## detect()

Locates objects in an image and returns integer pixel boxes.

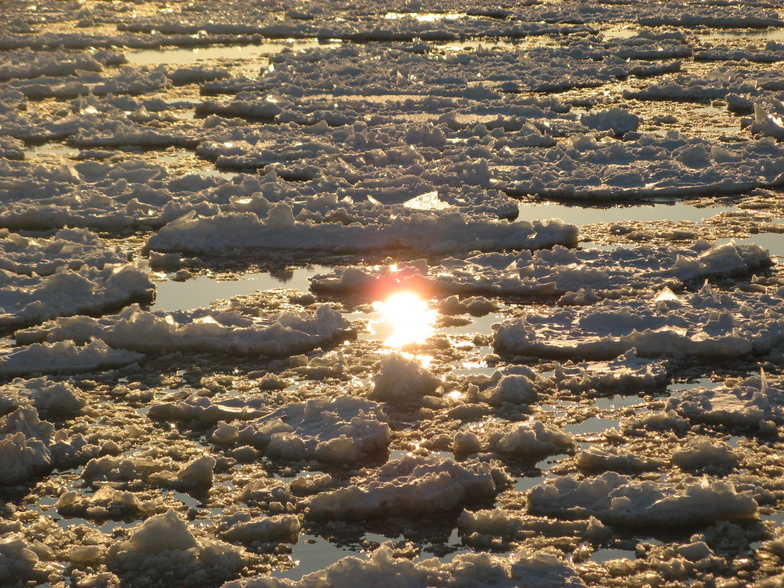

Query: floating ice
[554,350,669,394]
[368,353,442,403]
[55,486,148,519]
[218,513,300,545]
[575,446,664,474]
[0,407,52,486]
[225,543,585,588]
[0,377,85,417]
[500,133,784,200]
[1,0,784,585]
[459,508,610,541]
[0,532,49,584]
[0,406,89,487]
[146,209,578,257]
[0,262,153,332]
[311,242,771,302]
[0,339,145,378]
[667,370,784,429]
[581,107,640,136]
[485,420,573,459]
[235,395,390,465]
[671,438,740,473]
[16,304,354,359]
[149,395,265,428]
[494,283,784,361]
[0,228,131,275]
[107,509,247,586]
[527,471,758,527]
[307,455,504,520]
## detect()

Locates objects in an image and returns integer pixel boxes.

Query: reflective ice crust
[1,0,784,586]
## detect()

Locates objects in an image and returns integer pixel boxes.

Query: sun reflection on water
[370,291,437,348]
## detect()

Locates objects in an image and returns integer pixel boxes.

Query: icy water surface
[517,200,738,226]
[2,1,784,587]
[153,267,330,311]
[126,40,339,66]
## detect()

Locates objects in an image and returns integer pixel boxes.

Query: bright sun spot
[371,291,436,348]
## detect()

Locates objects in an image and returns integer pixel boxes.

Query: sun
[371,290,436,348]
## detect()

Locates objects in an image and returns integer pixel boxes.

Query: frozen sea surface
[1,1,784,587]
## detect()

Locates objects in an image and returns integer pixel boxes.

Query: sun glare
[371,291,436,347]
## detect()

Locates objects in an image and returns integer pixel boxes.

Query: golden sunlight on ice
[371,291,437,348]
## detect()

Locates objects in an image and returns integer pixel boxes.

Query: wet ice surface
[2,1,784,587]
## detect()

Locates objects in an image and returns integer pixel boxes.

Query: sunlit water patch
[591,547,636,564]
[708,28,784,42]
[272,534,353,581]
[761,511,784,525]
[668,377,721,398]
[24,143,80,162]
[518,200,738,226]
[126,39,340,65]
[594,395,643,410]
[370,291,438,347]
[152,266,330,311]
[718,234,784,258]
[564,416,621,437]
[384,12,468,22]
[515,474,549,493]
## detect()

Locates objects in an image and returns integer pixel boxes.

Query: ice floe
[0,262,153,332]
[494,283,784,361]
[311,241,771,302]
[107,509,248,587]
[527,471,758,527]
[228,395,390,464]
[225,543,586,588]
[146,208,578,258]
[15,304,354,358]
[667,370,784,429]
[454,420,573,460]
[307,455,505,520]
